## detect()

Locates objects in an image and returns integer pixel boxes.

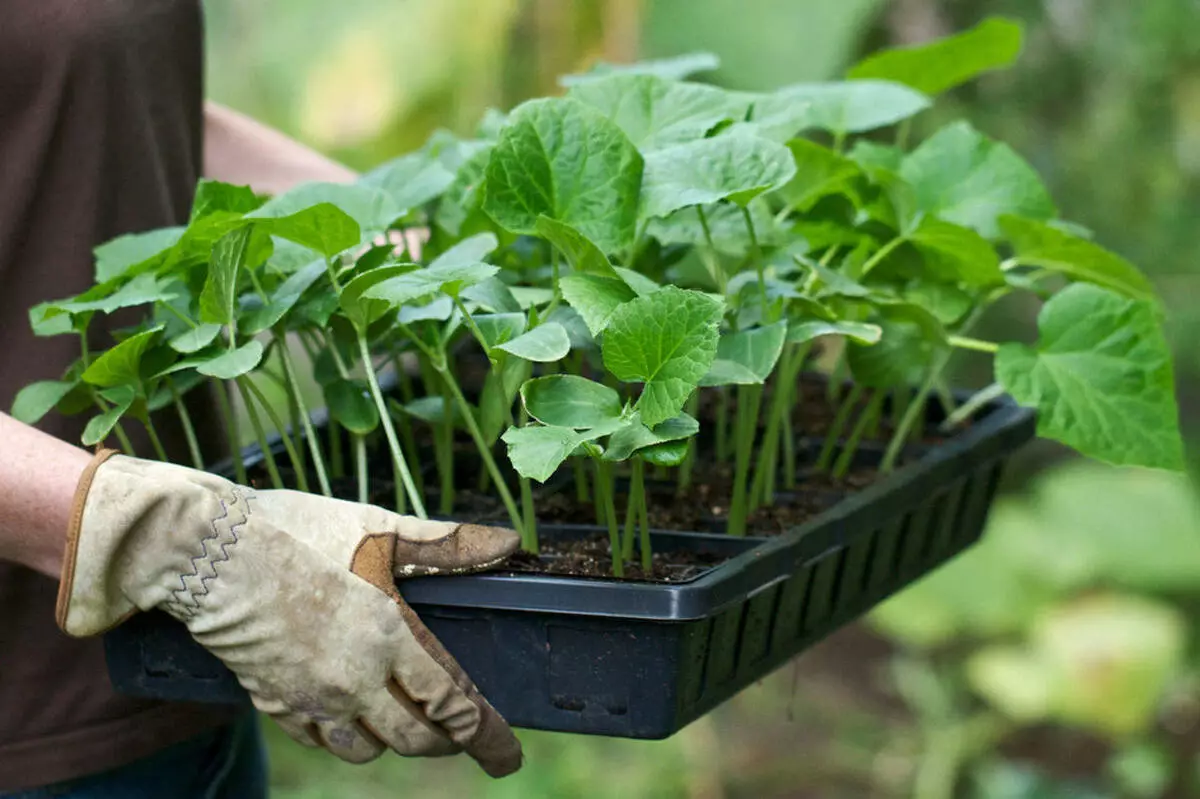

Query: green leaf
[53,273,179,317]
[535,217,620,279]
[613,267,661,297]
[788,320,883,346]
[640,439,690,467]
[364,261,499,307]
[199,226,252,328]
[602,286,723,425]
[81,327,163,388]
[324,378,379,435]
[901,121,1056,239]
[995,284,1183,470]
[639,132,797,220]
[905,217,1005,287]
[495,322,571,362]
[559,52,720,87]
[559,274,638,336]
[777,139,861,211]
[647,199,781,257]
[94,227,184,283]
[474,313,527,350]
[700,321,787,386]
[604,413,699,461]
[501,426,586,483]
[240,260,329,335]
[482,97,644,253]
[340,264,418,332]
[462,277,521,314]
[567,73,744,151]
[434,145,491,237]
[81,388,135,447]
[394,396,458,427]
[251,182,400,237]
[427,232,499,270]
[190,180,264,221]
[847,304,946,388]
[254,203,361,258]
[359,151,455,213]
[903,281,973,325]
[169,323,223,354]
[999,216,1156,301]
[521,375,623,429]
[752,80,931,137]
[847,17,1023,96]
[849,140,904,174]
[11,380,76,425]
[195,340,265,380]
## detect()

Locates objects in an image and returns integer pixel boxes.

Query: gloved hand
[56,449,523,777]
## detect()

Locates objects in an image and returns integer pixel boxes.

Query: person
[0,4,522,796]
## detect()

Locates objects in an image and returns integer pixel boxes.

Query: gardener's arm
[0,412,89,578]
[203,100,357,195]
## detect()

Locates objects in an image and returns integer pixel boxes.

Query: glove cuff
[56,448,124,635]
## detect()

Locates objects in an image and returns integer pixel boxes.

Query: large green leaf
[324,377,379,435]
[535,217,621,279]
[905,217,1005,287]
[999,216,1156,301]
[94,227,184,283]
[462,278,521,314]
[81,387,136,447]
[751,80,931,137]
[901,121,1056,239]
[604,413,699,461]
[500,423,623,483]
[521,375,624,429]
[359,151,455,213]
[847,304,946,388]
[777,139,861,211]
[169,323,223,354]
[847,17,1023,96]
[567,73,744,151]
[339,264,416,332]
[639,132,796,220]
[240,260,328,335]
[473,313,527,350]
[11,380,77,425]
[434,145,491,237]
[190,180,264,221]
[250,182,400,237]
[195,340,265,380]
[995,283,1183,470]
[602,286,723,425]
[647,199,781,257]
[81,327,163,388]
[559,274,637,336]
[255,203,361,258]
[495,322,571,362]
[559,52,720,87]
[363,261,499,307]
[199,226,252,328]
[52,273,179,318]
[427,232,499,270]
[700,321,788,386]
[482,97,644,253]
[788,320,883,346]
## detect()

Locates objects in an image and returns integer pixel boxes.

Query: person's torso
[0,2,239,791]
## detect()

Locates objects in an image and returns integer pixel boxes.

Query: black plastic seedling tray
[103,397,1035,738]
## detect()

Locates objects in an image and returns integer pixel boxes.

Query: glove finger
[312,719,387,764]
[358,682,462,758]
[392,523,521,577]
[265,711,321,750]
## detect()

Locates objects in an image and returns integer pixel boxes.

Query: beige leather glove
[56,449,523,777]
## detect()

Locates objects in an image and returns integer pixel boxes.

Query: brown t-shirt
[0,2,240,791]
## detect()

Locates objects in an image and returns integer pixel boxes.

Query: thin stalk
[390,353,424,497]
[933,378,957,421]
[94,393,136,455]
[329,420,345,480]
[881,353,952,474]
[239,376,310,494]
[168,378,204,469]
[437,377,455,515]
[573,459,591,502]
[750,343,808,506]
[437,364,528,548]
[781,395,796,490]
[235,380,284,490]
[277,339,332,496]
[726,385,763,537]
[636,462,651,573]
[940,382,1005,432]
[695,205,726,292]
[832,390,885,480]
[826,350,847,403]
[357,334,424,518]
[142,414,169,462]
[596,459,623,578]
[621,458,645,563]
[859,235,904,277]
[543,250,563,318]
[354,434,368,505]
[947,335,999,354]
[716,388,731,462]
[740,206,768,318]
[815,384,864,473]
[213,382,247,484]
[676,392,700,495]
[284,375,307,477]
[517,407,537,548]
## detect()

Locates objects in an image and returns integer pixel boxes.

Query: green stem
[940,382,1004,432]
[437,376,455,515]
[695,205,726,292]
[357,334,424,517]
[859,235,904,277]
[168,378,205,469]
[750,343,808,505]
[621,458,644,563]
[354,434,368,505]
[716,388,731,463]
[213,382,247,484]
[947,335,999,353]
[881,354,950,474]
[438,364,528,548]
[637,460,651,573]
[596,459,623,578]
[517,407,537,549]
[782,393,796,490]
[676,392,700,495]
[726,384,763,537]
[815,384,864,473]
[239,376,310,494]
[277,338,332,496]
[142,413,169,462]
[740,206,768,318]
[329,420,345,480]
[573,458,590,502]
[826,350,847,403]
[235,379,284,490]
[832,390,885,480]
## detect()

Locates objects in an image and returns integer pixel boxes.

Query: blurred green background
[203,1,1200,796]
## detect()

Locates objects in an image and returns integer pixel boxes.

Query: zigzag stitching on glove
[165,487,254,618]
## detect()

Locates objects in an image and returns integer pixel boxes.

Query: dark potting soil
[502,534,727,582]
